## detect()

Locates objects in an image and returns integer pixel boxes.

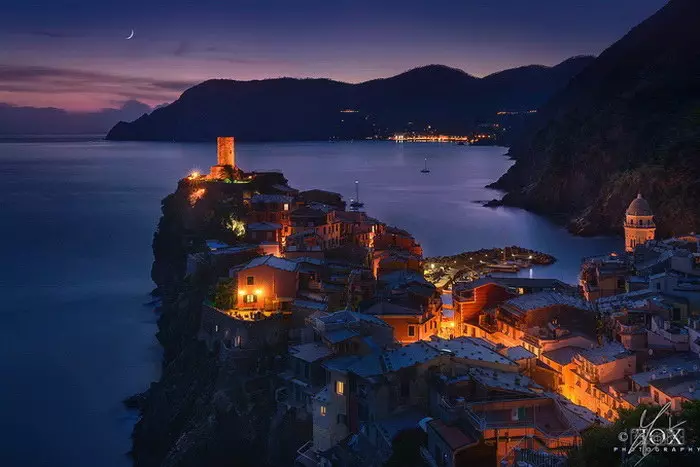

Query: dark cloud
[28,30,85,39]
[0,65,198,100]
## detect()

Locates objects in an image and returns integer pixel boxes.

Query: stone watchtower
[624,193,656,252]
[208,136,237,179]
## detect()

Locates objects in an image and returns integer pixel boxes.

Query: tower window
[247,276,255,285]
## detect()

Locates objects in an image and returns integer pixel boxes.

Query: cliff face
[132,179,309,467]
[491,0,700,237]
[106,58,593,142]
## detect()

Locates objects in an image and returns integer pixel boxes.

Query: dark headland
[487,0,700,238]
[105,58,593,143]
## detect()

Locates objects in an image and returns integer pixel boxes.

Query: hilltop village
[142,137,700,467]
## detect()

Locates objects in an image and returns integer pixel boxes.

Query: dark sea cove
[0,139,621,467]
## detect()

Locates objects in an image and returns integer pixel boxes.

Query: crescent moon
[126,30,134,40]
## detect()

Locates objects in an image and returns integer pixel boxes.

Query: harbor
[424,245,556,289]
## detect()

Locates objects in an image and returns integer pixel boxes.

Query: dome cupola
[626,193,653,216]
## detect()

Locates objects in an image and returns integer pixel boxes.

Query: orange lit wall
[236,264,298,309]
[378,313,441,344]
[454,283,516,322]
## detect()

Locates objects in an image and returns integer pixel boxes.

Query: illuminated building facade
[624,193,656,253]
[234,255,299,311]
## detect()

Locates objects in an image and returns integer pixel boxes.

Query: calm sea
[0,138,621,467]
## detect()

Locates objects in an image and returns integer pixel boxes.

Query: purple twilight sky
[0,0,667,111]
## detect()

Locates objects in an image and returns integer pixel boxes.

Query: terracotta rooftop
[428,419,477,451]
[502,291,593,316]
[241,254,298,272]
[577,341,631,365]
[542,346,586,366]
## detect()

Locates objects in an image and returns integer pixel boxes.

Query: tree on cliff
[212,278,236,309]
[568,401,700,467]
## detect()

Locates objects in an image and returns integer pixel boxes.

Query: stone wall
[199,304,286,352]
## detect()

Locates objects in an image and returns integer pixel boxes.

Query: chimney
[217,136,235,167]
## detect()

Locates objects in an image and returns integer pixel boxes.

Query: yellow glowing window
[336,380,345,395]
[320,405,327,416]
[284,203,289,211]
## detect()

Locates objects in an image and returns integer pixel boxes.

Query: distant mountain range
[105,57,594,142]
[0,100,152,135]
[489,0,700,237]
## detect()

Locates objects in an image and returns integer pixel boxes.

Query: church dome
[626,193,653,216]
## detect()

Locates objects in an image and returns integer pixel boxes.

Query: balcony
[478,315,498,333]
[522,334,540,346]
[437,396,466,424]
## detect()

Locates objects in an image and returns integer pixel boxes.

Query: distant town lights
[189,170,201,179]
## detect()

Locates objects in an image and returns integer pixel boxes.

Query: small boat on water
[349,180,365,210]
[421,158,431,173]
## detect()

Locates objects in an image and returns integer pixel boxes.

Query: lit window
[320,405,327,416]
[408,325,416,337]
[247,276,255,285]
[244,294,257,304]
[284,203,289,211]
[336,380,345,395]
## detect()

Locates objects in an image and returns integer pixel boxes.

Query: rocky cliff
[130,179,309,467]
[106,58,593,142]
[490,0,700,238]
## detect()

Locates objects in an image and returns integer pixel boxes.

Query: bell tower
[217,136,235,167]
[624,193,655,252]
[208,136,238,179]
